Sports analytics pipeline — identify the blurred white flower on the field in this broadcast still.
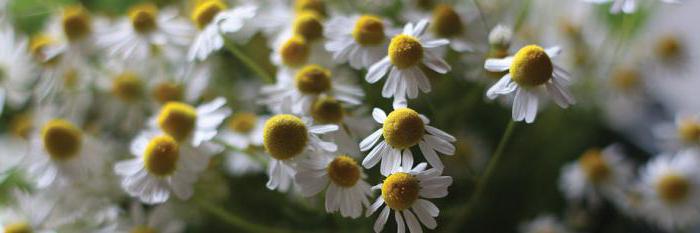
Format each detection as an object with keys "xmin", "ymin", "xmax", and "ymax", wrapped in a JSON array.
[
  {"xmin": 187, "ymin": 1, "xmax": 257, "ymax": 61},
  {"xmin": 324, "ymin": 15, "xmax": 392, "ymax": 69}
]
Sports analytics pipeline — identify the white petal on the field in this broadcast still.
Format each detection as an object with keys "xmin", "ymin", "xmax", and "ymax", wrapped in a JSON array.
[
  {"xmin": 484, "ymin": 57, "xmax": 513, "ymax": 72},
  {"xmin": 360, "ymin": 129, "xmax": 383, "ymax": 152},
  {"xmin": 422, "ymin": 51, "xmax": 450, "ymax": 74},
  {"xmin": 403, "ymin": 210, "xmax": 423, "ymax": 233},
  {"xmin": 309, "ymin": 124, "xmax": 339, "ymax": 134},
  {"xmin": 396, "ymin": 210, "xmax": 406, "ymax": 233},
  {"xmin": 422, "ymin": 39, "xmax": 449, "ymax": 48},
  {"xmin": 486, "ymin": 75, "xmax": 516, "ymax": 99},
  {"xmin": 372, "ymin": 108, "xmax": 387, "ymax": 123},
  {"xmin": 366, "ymin": 57, "xmax": 391, "ymax": 83},
  {"xmin": 544, "ymin": 46, "xmax": 561, "ymax": 58},
  {"xmin": 374, "ymin": 206, "xmax": 391, "ymax": 233}
]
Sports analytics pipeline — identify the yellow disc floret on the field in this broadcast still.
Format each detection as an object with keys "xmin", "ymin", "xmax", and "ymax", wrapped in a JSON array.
[
  {"xmin": 152, "ymin": 82, "xmax": 184, "ymax": 104},
  {"xmin": 112, "ymin": 72, "xmax": 144, "ymax": 103},
  {"xmin": 509, "ymin": 45, "xmax": 553, "ymax": 87},
  {"xmin": 382, "ymin": 172, "xmax": 420, "ymax": 210},
  {"xmin": 130, "ymin": 226, "xmax": 156, "ymax": 233},
  {"xmin": 352, "ymin": 15, "xmax": 385, "ymax": 46},
  {"xmin": 191, "ymin": 0, "xmax": 227, "ymax": 29},
  {"xmin": 310, "ymin": 97, "xmax": 344, "ymax": 124},
  {"xmin": 62, "ymin": 5, "xmax": 91, "ymax": 41},
  {"xmin": 129, "ymin": 3, "xmax": 159, "ymax": 34},
  {"xmin": 327, "ymin": 155, "xmax": 361, "ymax": 187},
  {"xmin": 292, "ymin": 11, "xmax": 324, "ymax": 42},
  {"xmin": 678, "ymin": 118, "xmax": 700, "ymax": 144},
  {"xmin": 295, "ymin": 64, "xmax": 332, "ymax": 95},
  {"xmin": 10, "ymin": 112, "xmax": 33, "ymax": 139},
  {"xmin": 657, "ymin": 173, "xmax": 690, "ymax": 204},
  {"xmin": 431, "ymin": 4, "xmax": 463, "ymax": 38},
  {"xmin": 578, "ymin": 149, "xmax": 610, "ymax": 184},
  {"xmin": 143, "ymin": 135, "xmax": 180, "ymax": 177},
  {"xmin": 610, "ymin": 68, "xmax": 640, "ymax": 91},
  {"xmin": 383, "ymin": 108, "xmax": 425, "ymax": 149},
  {"xmin": 263, "ymin": 114, "xmax": 308, "ymax": 160},
  {"xmin": 228, "ymin": 112, "xmax": 258, "ymax": 133},
  {"xmin": 655, "ymin": 35, "xmax": 682, "ymax": 61},
  {"xmin": 280, "ymin": 36, "xmax": 310, "ymax": 67},
  {"xmin": 157, "ymin": 102, "xmax": 198, "ymax": 142},
  {"xmin": 4, "ymin": 221, "xmax": 32, "ymax": 233},
  {"xmin": 42, "ymin": 119, "xmax": 82, "ymax": 161},
  {"xmin": 294, "ymin": 0, "xmax": 327, "ymax": 17},
  {"xmin": 388, "ymin": 35, "xmax": 423, "ymax": 69}
]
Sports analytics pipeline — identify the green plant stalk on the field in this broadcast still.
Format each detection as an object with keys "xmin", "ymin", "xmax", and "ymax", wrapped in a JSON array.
[
  {"xmin": 195, "ymin": 198, "xmax": 291, "ymax": 233},
  {"xmin": 223, "ymin": 39, "xmax": 275, "ymax": 84}
]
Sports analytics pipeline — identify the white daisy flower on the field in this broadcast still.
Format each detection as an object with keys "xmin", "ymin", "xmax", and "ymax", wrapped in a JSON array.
[
  {"xmin": 367, "ymin": 163, "xmax": 452, "ymax": 233},
  {"xmin": 22, "ymin": 118, "xmax": 103, "ymax": 188},
  {"xmin": 324, "ymin": 15, "xmax": 391, "ymax": 69},
  {"xmin": 405, "ymin": 3, "xmax": 475, "ymax": 53},
  {"xmin": 308, "ymin": 98, "xmax": 375, "ymax": 157},
  {"xmin": 365, "ymin": 19, "xmax": 451, "ymax": 108},
  {"xmin": 0, "ymin": 26, "xmax": 34, "ymax": 115},
  {"xmin": 187, "ymin": 0, "xmax": 257, "ymax": 61},
  {"xmin": 110, "ymin": 203, "xmax": 184, "ymax": 233},
  {"xmin": 218, "ymin": 112, "xmax": 266, "ymax": 176},
  {"xmin": 519, "ymin": 214, "xmax": 572, "ymax": 233},
  {"xmin": 638, "ymin": 150, "xmax": 700, "ymax": 231},
  {"xmin": 295, "ymin": 154, "xmax": 371, "ymax": 218},
  {"xmin": 114, "ymin": 130, "xmax": 219, "ymax": 204},
  {"xmin": 360, "ymin": 106, "xmax": 456, "ymax": 175},
  {"xmin": 582, "ymin": 0, "xmax": 680, "ymax": 14},
  {"xmin": 484, "ymin": 45, "xmax": 576, "ymax": 123},
  {"xmin": 260, "ymin": 64, "xmax": 363, "ymax": 115},
  {"xmin": 95, "ymin": 64, "xmax": 151, "ymax": 133},
  {"xmin": 262, "ymin": 114, "xmax": 338, "ymax": 191},
  {"xmin": 0, "ymin": 134, "xmax": 28, "ymax": 175},
  {"xmin": 148, "ymin": 97, "xmax": 231, "ymax": 147},
  {"xmin": 559, "ymin": 144, "xmax": 633, "ymax": 205},
  {"xmin": 97, "ymin": 3, "xmax": 193, "ymax": 61},
  {"xmin": 41, "ymin": 4, "xmax": 99, "ymax": 66},
  {"xmin": 654, "ymin": 113, "xmax": 700, "ymax": 150},
  {"xmin": 0, "ymin": 190, "xmax": 59, "ymax": 233}
]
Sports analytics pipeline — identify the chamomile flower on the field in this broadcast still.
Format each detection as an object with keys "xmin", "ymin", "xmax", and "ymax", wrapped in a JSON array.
[
  {"xmin": 309, "ymin": 97, "xmax": 375, "ymax": 157},
  {"xmin": 42, "ymin": 4, "xmax": 98, "ymax": 64},
  {"xmin": 407, "ymin": 3, "xmax": 475, "ymax": 53},
  {"xmin": 218, "ymin": 112, "xmax": 266, "ymax": 175},
  {"xmin": 638, "ymin": 150, "xmax": 700, "ymax": 230},
  {"xmin": 295, "ymin": 154, "xmax": 371, "ymax": 218},
  {"xmin": 484, "ymin": 45, "xmax": 575, "ymax": 123},
  {"xmin": 360, "ymin": 107, "xmax": 456, "ymax": 175},
  {"xmin": 464, "ymin": 24, "xmax": 513, "ymax": 83},
  {"xmin": 262, "ymin": 114, "xmax": 338, "ymax": 191},
  {"xmin": 260, "ymin": 64, "xmax": 363, "ymax": 115},
  {"xmin": 519, "ymin": 215, "xmax": 572, "ymax": 233},
  {"xmin": 559, "ymin": 145, "xmax": 633, "ymax": 205},
  {"xmin": 367, "ymin": 163, "xmax": 452, "ymax": 233},
  {"xmin": 0, "ymin": 190, "xmax": 59, "ymax": 233},
  {"xmin": 0, "ymin": 26, "xmax": 34, "ymax": 115},
  {"xmin": 95, "ymin": 64, "xmax": 151, "ymax": 133},
  {"xmin": 114, "ymin": 131, "xmax": 219, "ymax": 204},
  {"xmin": 23, "ymin": 118, "xmax": 103, "ymax": 188},
  {"xmin": 582, "ymin": 0, "xmax": 680, "ymax": 14},
  {"xmin": 97, "ymin": 3, "xmax": 193, "ymax": 61},
  {"xmin": 111, "ymin": 203, "xmax": 184, "ymax": 233},
  {"xmin": 148, "ymin": 97, "xmax": 231, "ymax": 147},
  {"xmin": 187, "ymin": 0, "xmax": 257, "ymax": 61},
  {"xmin": 365, "ymin": 19, "xmax": 451, "ymax": 107},
  {"xmin": 654, "ymin": 113, "xmax": 700, "ymax": 150},
  {"xmin": 324, "ymin": 15, "xmax": 391, "ymax": 69}
]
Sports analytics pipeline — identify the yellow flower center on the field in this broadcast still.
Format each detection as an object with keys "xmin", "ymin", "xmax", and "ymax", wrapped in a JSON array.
[
  {"xmin": 28, "ymin": 34, "xmax": 58, "ymax": 62},
  {"xmin": 143, "ymin": 135, "xmax": 180, "ymax": 177},
  {"xmin": 129, "ymin": 226, "xmax": 156, "ymax": 233},
  {"xmin": 383, "ymin": 108, "xmax": 425, "ymax": 149},
  {"xmin": 157, "ymin": 102, "xmax": 198, "ymax": 142},
  {"xmin": 292, "ymin": 11, "xmax": 324, "ymax": 42},
  {"xmin": 62, "ymin": 5, "xmax": 91, "ymax": 41},
  {"xmin": 431, "ymin": 4, "xmax": 463, "ymax": 38},
  {"xmin": 4, "ymin": 221, "xmax": 32, "ymax": 233},
  {"xmin": 128, "ymin": 3, "xmax": 159, "ymax": 34},
  {"xmin": 382, "ymin": 172, "xmax": 420, "ymax": 210},
  {"xmin": 191, "ymin": 0, "xmax": 227, "ymax": 29},
  {"xmin": 228, "ymin": 112, "xmax": 258, "ymax": 133},
  {"xmin": 655, "ymin": 35, "xmax": 682, "ymax": 61},
  {"xmin": 295, "ymin": 64, "xmax": 332, "ymax": 95},
  {"xmin": 152, "ymin": 82, "xmax": 184, "ymax": 104},
  {"xmin": 263, "ymin": 114, "xmax": 308, "ymax": 160},
  {"xmin": 388, "ymin": 35, "xmax": 424, "ymax": 69},
  {"xmin": 327, "ymin": 155, "xmax": 361, "ymax": 187},
  {"xmin": 310, "ymin": 97, "xmax": 344, "ymax": 124},
  {"xmin": 41, "ymin": 119, "xmax": 82, "ymax": 161},
  {"xmin": 294, "ymin": 0, "xmax": 327, "ymax": 17},
  {"xmin": 656, "ymin": 173, "xmax": 690, "ymax": 204},
  {"xmin": 610, "ymin": 68, "xmax": 640, "ymax": 91},
  {"xmin": 678, "ymin": 118, "xmax": 700, "ymax": 144},
  {"xmin": 578, "ymin": 149, "xmax": 610, "ymax": 184},
  {"xmin": 509, "ymin": 45, "xmax": 553, "ymax": 87},
  {"xmin": 112, "ymin": 72, "xmax": 144, "ymax": 103},
  {"xmin": 279, "ymin": 36, "xmax": 310, "ymax": 68},
  {"xmin": 10, "ymin": 112, "xmax": 33, "ymax": 139},
  {"xmin": 352, "ymin": 15, "xmax": 386, "ymax": 46}
]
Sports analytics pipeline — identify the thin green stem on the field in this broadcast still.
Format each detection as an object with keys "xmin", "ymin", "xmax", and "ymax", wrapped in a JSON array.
[
  {"xmin": 223, "ymin": 39, "xmax": 275, "ymax": 84},
  {"xmin": 471, "ymin": 0, "xmax": 489, "ymax": 36},
  {"xmin": 195, "ymin": 198, "xmax": 291, "ymax": 233}
]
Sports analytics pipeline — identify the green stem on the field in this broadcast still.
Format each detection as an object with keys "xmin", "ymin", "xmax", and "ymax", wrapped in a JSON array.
[
  {"xmin": 195, "ymin": 198, "xmax": 291, "ymax": 233},
  {"xmin": 446, "ymin": 120, "xmax": 517, "ymax": 232},
  {"xmin": 471, "ymin": 0, "xmax": 489, "ymax": 36},
  {"xmin": 222, "ymin": 39, "xmax": 275, "ymax": 84}
]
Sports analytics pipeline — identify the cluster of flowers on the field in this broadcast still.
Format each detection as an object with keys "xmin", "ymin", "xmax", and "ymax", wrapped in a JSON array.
[{"xmin": 0, "ymin": 0, "xmax": 690, "ymax": 232}]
